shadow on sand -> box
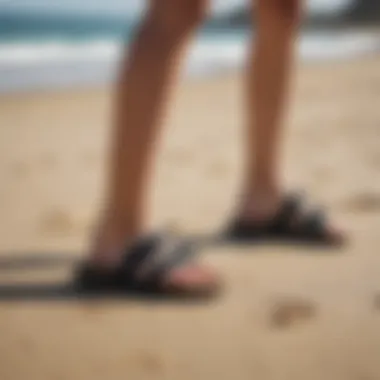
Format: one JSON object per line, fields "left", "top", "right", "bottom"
{"left": 0, "top": 232, "right": 341, "bottom": 303}
{"left": 0, "top": 234, "right": 222, "bottom": 303}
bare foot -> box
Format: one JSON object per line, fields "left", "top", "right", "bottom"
{"left": 232, "top": 192, "right": 346, "bottom": 246}
{"left": 269, "top": 297, "right": 317, "bottom": 329}
{"left": 84, "top": 225, "right": 221, "bottom": 297}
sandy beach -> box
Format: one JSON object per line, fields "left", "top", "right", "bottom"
{"left": 0, "top": 56, "right": 380, "bottom": 380}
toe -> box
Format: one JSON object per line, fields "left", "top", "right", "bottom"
{"left": 163, "top": 264, "right": 221, "bottom": 296}
{"left": 325, "top": 225, "right": 347, "bottom": 246}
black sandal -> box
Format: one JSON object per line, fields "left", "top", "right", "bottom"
{"left": 225, "top": 194, "right": 344, "bottom": 246}
{"left": 74, "top": 233, "right": 220, "bottom": 298}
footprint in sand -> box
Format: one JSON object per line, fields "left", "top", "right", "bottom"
{"left": 39, "top": 208, "right": 90, "bottom": 236}
{"left": 83, "top": 151, "right": 100, "bottom": 168}
{"left": 312, "top": 165, "right": 334, "bottom": 184}
{"left": 166, "top": 220, "right": 185, "bottom": 234}
{"left": 19, "top": 337, "right": 35, "bottom": 354}
{"left": 49, "top": 373, "right": 65, "bottom": 380}
{"left": 269, "top": 298, "right": 317, "bottom": 329}
{"left": 40, "top": 153, "right": 57, "bottom": 170}
{"left": 206, "top": 161, "right": 229, "bottom": 179}
{"left": 166, "top": 149, "right": 193, "bottom": 165}
{"left": 132, "top": 352, "right": 164, "bottom": 375}
{"left": 10, "top": 161, "right": 31, "bottom": 179}
{"left": 341, "top": 193, "right": 380, "bottom": 213}
{"left": 373, "top": 294, "right": 380, "bottom": 312}
{"left": 370, "top": 153, "right": 380, "bottom": 167}
{"left": 11, "top": 155, "right": 57, "bottom": 179}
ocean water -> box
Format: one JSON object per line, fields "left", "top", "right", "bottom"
{"left": 0, "top": 0, "right": 379, "bottom": 93}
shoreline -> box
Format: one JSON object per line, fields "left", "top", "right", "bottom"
{"left": 1, "top": 52, "right": 380, "bottom": 101}
{"left": 1, "top": 28, "right": 380, "bottom": 95}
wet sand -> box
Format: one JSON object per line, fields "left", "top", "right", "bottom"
{"left": 0, "top": 57, "right": 380, "bottom": 380}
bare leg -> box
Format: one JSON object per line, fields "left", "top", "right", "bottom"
{"left": 89, "top": 0, "right": 218, "bottom": 290}
{"left": 235, "top": 0, "right": 343, "bottom": 243}
{"left": 240, "top": 0, "right": 302, "bottom": 220}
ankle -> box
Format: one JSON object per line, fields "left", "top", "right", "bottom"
{"left": 88, "top": 215, "right": 141, "bottom": 269}
{"left": 243, "top": 184, "right": 280, "bottom": 203}
{"left": 238, "top": 187, "right": 282, "bottom": 222}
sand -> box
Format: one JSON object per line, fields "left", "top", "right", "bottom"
{"left": 0, "top": 56, "right": 380, "bottom": 380}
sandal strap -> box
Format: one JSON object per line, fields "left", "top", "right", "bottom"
{"left": 294, "top": 209, "right": 327, "bottom": 238}
{"left": 119, "top": 233, "right": 195, "bottom": 288}
{"left": 75, "top": 233, "right": 197, "bottom": 293}
{"left": 225, "top": 192, "right": 335, "bottom": 244}
{"left": 121, "top": 233, "right": 163, "bottom": 279}
{"left": 144, "top": 240, "right": 195, "bottom": 287}
{"left": 272, "top": 194, "right": 303, "bottom": 232}
{"left": 274, "top": 194, "right": 329, "bottom": 237}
